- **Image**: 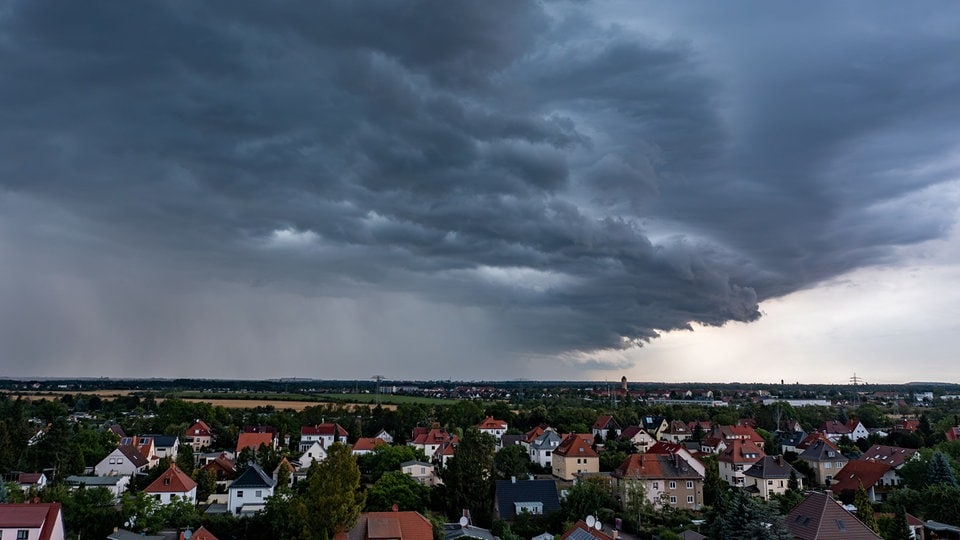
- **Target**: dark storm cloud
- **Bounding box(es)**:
[1,1,958,376]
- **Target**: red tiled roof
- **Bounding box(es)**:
[820,420,852,435]
[185,420,212,438]
[859,445,917,468]
[830,460,891,494]
[947,427,960,442]
[0,503,62,540]
[236,432,275,453]
[560,520,615,540]
[353,437,386,452]
[302,423,349,437]
[786,492,881,539]
[182,526,219,540]
[718,439,765,465]
[337,511,434,540]
[18,472,43,484]
[477,416,508,430]
[592,415,618,430]
[524,425,547,443]
[555,434,598,458]
[145,463,197,494]
[411,428,453,446]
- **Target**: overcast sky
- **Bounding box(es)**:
[2,1,959,383]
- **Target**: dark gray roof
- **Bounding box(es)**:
[501,434,524,447]
[229,463,276,489]
[444,524,497,540]
[142,434,179,448]
[798,439,845,463]
[778,431,807,447]
[743,456,799,479]
[530,430,562,450]
[117,445,149,468]
[495,478,561,520]
[679,531,707,540]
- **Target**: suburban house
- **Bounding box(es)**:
[661,421,692,443]
[619,426,656,453]
[298,441,328,471]
[785,492,881,539]
[140,434,180,462]
[494,477,561,520]
[778,430,808,454]
[858,444,918,483]
[65,475,130,498]
[200,452,238,482]
[698,435,727,455]
[611,453,704,511]
[236,432,276,455]
[143,463,197,505]
[742,455,801,500]
[641,416,669,440]
[94,444,150,476]
[525,429,563,469]
[373,429,394,444]
[273,458,297,489]
[552,434,599,480]
[228,463,276,516]
[409,428,458,461]
[798,436,848,486]
[819,420,869,442]
[434,439,458,467]
[337,511,434,540]
[829,460,893,503]
[401,460,441,487]
[477,417,509,442]
[711,425,765,446]
[718,439,765,487]
[646,442,706,478]
[0,503,65,540]
[300,423,349,453]
[591,416,621,442]
[352,437,387,456]
[119,436,156,465]
[184,420,213,452]
[16,472,48,492]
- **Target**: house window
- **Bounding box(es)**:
[653,482,659,489]
[836,461,844,468]
[686,481,693,489]
[117,458,123,464]
[421,468,426,474]
[109,458,116,464]
[545,451,551,456]
[687,496,694,504]
[767,480,774,485]
[256,490,262,497]
[19,531,30,540]
[669,481,677,489]
[824,462,831,469]
[237,490,244,498]
[670,496,677,504]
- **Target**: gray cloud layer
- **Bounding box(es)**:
[1,1,958,377]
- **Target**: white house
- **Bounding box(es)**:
[401,460,441,487]
[477,417,509,442]
[0,503,65,540]
[526,430,562,468]
[65,475,130,498]
[228,463,276,516]
[300,423,348,453]
[143,463,197,505]
[94,445,150,477]
[298,441,328,469]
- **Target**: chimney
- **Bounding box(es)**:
[511,476,516,483]
[392,504,399,512]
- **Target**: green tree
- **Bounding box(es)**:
[880,505,912,540]
[194,467,217,503]
[926,451,958,487]
[441,428,496,527]
[359,444,429,482]
[494,445,530,480]
[853,482,879,533]
[176,443,196,476]
[305,442,365,538]
[701,455,726,507]
[367,470,430,512]
[710,489,791,540]
[561,477,617,524]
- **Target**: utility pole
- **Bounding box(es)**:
[371,375,385,406]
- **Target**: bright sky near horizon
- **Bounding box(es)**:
[1,2,959,383]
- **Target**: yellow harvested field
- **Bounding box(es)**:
[3,391,396,411]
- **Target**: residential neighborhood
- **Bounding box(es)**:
[2,379,960,539]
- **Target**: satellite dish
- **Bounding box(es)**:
[184,531,193,540]
[595,521,603,531]
[459,516,469,527]
[585,515,596,528]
